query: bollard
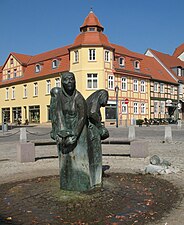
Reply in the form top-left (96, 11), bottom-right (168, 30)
top-left (128, 126), bottom-right (135, 140)
top-left (177, 120), bottom-right (182, 129)
top-left (20, 128), bottom-right (27, 142)
top-left (17, 127), bottom-right (35, 162)
top-left (164, 126), bottom-right (172, 143)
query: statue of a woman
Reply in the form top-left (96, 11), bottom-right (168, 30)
top-left (86, 89), bottom-right (109, 187)
top-left (50, 72), bottom-right (91, 191)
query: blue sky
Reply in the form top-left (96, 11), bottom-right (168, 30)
top-left (0, 0), bottom-right (184, 65)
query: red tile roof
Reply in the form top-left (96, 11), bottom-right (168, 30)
top-left (149, 48), bottom-right (184, 82)
top-left (112, 44), bottom-right (177, 83)
top-left (173, 43), bottom-right (184, 57)
top-left (80, 11), bottom-right (104, 32)
top-left (0, 45), bottom-right (71, 87)
top-left (71, 32), bottom-right (113, 49)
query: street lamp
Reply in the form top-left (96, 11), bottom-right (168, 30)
top-left (115, 85), bottom-right (119, 128)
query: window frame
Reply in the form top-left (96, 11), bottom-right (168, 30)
top-left (119, 57), bottom-right (125, 67)
top-left (140, 102), bottom-right (146, 114)
top-left (121, 77), bottom-right (127, 91)
top-left (133, 102), bottom-right (138, 114)
top-left (108, 75), bottom-right (114, 90)
top-left (5, 88), bottom-right (9, 100)
top-left (133, 79), bottom-right (138, 92)
top-left (87, 73), bottom-right (98, 89)
top-left (35, 64), bottom-right (41, 73)
top-left (33, 82), bottom-right (38, 96)
top-left (46, 80), bottom-right (51, 94)
top-left (140, 80), bottom-right (145, 93)
top-left (11, 87), bottom-right (15, 100)
top-left (122, 102), bottom-right (127, 114)
top-left (74, 50), bottom-right (79, 63)
top-left (104, 50), bottom-right (110, 62)
top-left (52, 59), bottom-right (58, 69)
top-left (134, 60), bottom-right (140, 70)
top-left (160, 83), bottom-right (164, 93)
top-left (88, 49), bottom-right (96, 61)
top-left (55, 78), bottom-right (61, 87)
top-left (154, 82), bottom-right (158, 92)
top-left (23, 84), bottom-right (27, 98)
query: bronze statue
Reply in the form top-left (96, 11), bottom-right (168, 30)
top-left (50, 72), bottom-right (109, 192)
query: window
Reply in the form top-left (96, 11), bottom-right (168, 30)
top-left (5, 88), bottom-right (9, 100)
top-left (89, 49), bottom-right (96, 61)
top-left (133, 102), bottom-right (138, 114)
top-left (154, 101), bottom-right (159, 113)
top-left (133, 79), bottom-right (138, 92)
top-left (121, 77), bottom-right (127, 91)
top-left (119, 57), bottom-right (125, 67)
top-left (35, 64), bottom-right (41, 73)
top-left (87, 73), bottom-right (98, 89)
top-left (55, 78), bottom-right (61, 87)
top-left (160, 83), bottom-right (164, 93)
top-left (46, 80), bottom-right (51, 94)
top-left (74, 50), bottom-right (79, 63)
top-left (170, 85), bottom-right (174, 94)
top-left (14, 69), bottom-right (17, 77)
top-left (140, 80), bottom-right (145, 93)
top-left (10, 58), bottom-right (13, 64)
top-left (179, 84), bottom-right (183, 94)
top-left (34, 82), bottom-right (38, 96)
top-left (105, 50), bottom-right (110, 62)
top-left (23, 85), bottom-right (27, 98)
top-left (52, 59), bottom-right (58, 69)
top-left (141, 103), bottom-right (146, 114)
top-left (12, 87), bottom-right (15, 99)
top-left (7, 70), bottom-right (10, 79)
top-left (134, 61), bottom-right (140, 70)
top-left (178, 68), bottom-right (182, 76)
top-left (47, 105), bottom-right (51, 121)
top-left (160, 101), bottom-right (165, 114)
top-left (122, 102), bottom-right (127, 114)
top-left (108, 75), bottom-right (114, 89)
top-left (89, 27), bottom-right (95, 31)
top-left (154, 82), bottom-right (158, 92)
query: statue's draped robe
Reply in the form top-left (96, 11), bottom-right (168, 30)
top-left (50, 87), bottom-right (91, 191)
top-left (86, 90), bottom-right (109, 187)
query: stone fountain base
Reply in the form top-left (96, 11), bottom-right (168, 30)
top-left (0, 173), bottom-right (181, 225)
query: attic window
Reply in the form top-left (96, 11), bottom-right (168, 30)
top-left (10, 58), bottom-right (14, 64)
top-left (134, 60), bottom-right (140, 70)
top-left (52, 59), bottom-right (58, 69)
top-left (178, 67), bottom-right (182, 76)
top-left (35, 64), bottom-right (41, 73)
top-left (119, 57), bottom-right (125, 67)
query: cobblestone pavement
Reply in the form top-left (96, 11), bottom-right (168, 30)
top-left (0, 125), bottom-right (184, 224)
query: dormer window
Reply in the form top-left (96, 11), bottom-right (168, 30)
top-left (119, 57), bottom-right (125, 67)
top-left (178, 67), bottom-right (182, 76)
top-left (35, 64), bottom-right (41, 73)
top-left (134, 60), bottom-right (140, 70)
top-left (52, 59), bottom-right (58, 69)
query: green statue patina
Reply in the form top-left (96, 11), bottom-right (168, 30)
top-left (50, 72), bottom-right (109, 192)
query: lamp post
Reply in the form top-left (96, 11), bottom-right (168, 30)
top-left (115, 85), bottom-right (119, 128)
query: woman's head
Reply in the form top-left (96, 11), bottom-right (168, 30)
top-left (61, 72), bottom-right (76, 95)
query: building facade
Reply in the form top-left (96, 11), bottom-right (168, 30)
top-left (0, 11), bottom-right (183, 125)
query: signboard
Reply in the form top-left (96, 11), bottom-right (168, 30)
top-left (125, 98), bottom-right (129, 104)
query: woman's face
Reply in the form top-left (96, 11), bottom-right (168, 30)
top-left (62, 73), bottom-right (75, 94)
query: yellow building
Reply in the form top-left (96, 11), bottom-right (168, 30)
top-left (1, 10), bottom-right (178, 126)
